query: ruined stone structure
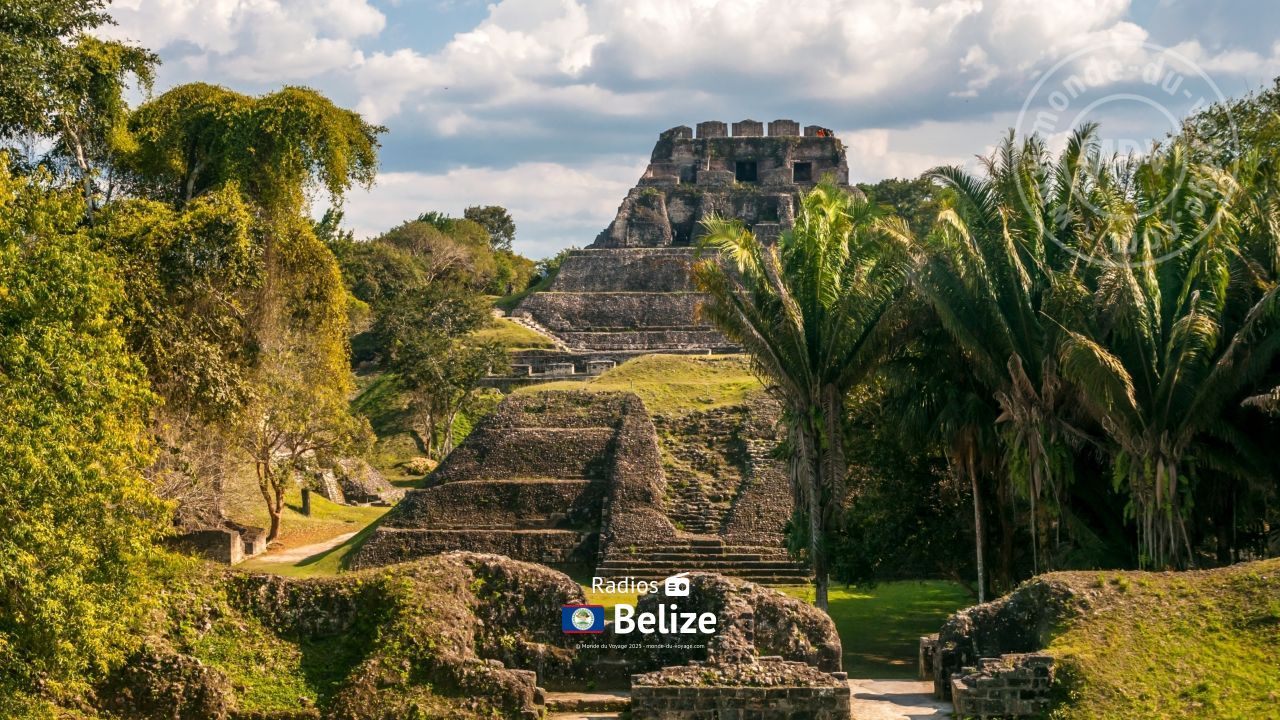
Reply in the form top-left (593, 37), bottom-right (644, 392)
top-left (513, 120), bottom-right (850, 355)
top-left (352, 390), bottom-right (809, 583)
top-left (170, 520), bottom-right (266, 565)
top-left (920, 574), bottom-right (1078, 717)
top-left (630, 660), bottom-right (851, 720)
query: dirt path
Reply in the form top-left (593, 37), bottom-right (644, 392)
top-left (251, 532), bottom-right (357, 564)
top-left (849, 679), bottom-right (951, 719)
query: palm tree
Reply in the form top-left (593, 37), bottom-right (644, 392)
top-left (1057, 143), bottom-right (1280, 567)
top-left (878, 313), bottom-right (1003, 601)
top-left (913, 129), bottom-right (1102, 572)
top-left (693, 183), bottom-right (910, 610)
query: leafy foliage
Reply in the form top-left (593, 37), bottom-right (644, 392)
top-left (463, 204), bottom-right (516, 251)
top-left (695, 183), bottom-right (912, 609)
top-left (121, 83), bottom-right (382, 210)
top-left (0, 162), bottom-right (168, 705)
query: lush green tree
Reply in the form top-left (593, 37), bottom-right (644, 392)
top-left (912, 129), bottom-right (1107, 574)
top-left (493, 249), bottom-right (536, 296)
top-left (239, 340), bottom-right (371, 541)
top-left (0, 161), bottom-right (168, 706)
top-left (122, 83), bottom-right (382, 210)
top-left (95, 187), bottom-right (259, 418)
top-left (858, 176), bottom-right (950, 239)
top-left (379, 218), bottom-right (495, 288)
top-left (93, 188), bottom-right (259, 525)
top-left (872, 304), bottom-right (1006, 599)
top-left (114, 82), bottom-right (381, 540)
top-left (0, 0), bottom-right (110, 137)
top-left (463, 204), bottom-right (516, 251)
top-left (46, 36), bottom-right (155, 217)
top-left (314, 206), bottom-right (355, 246)
top-left (376, 284), bottom-right (507, 458)
top-left (695, 183), bottom-right (911, 610)
top-left (833, 377), bottom-right (976, 592)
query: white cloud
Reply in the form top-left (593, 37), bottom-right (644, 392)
top-left (338, 159), bottom-right (646, 258)
top-left (102, 0), bottom-right (384, 82)
top-left (106, 0), bottom-right (1280, 254)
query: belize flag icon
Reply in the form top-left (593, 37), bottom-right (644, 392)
top-left (561, 604), bottom-right (605, 633)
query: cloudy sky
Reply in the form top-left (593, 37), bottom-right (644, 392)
top-left (102, 0), bottom-right (1280, 258)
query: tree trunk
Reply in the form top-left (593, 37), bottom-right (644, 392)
top-left (968, 447), bottom-right (986, 603)
top-left (443, 410), bottom-right (458, 456)
top-left (269, 482), bottom-right (285, 543)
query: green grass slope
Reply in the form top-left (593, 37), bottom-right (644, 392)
top-left (473, 315), bottom-right (557, 349)
top-left (515, 353), bottom-right (764, 417)
top-left (1045, 559), bottom-right (1280, 720)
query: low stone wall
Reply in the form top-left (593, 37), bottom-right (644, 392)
top-left (931, 577), bottom-right (1080, 699)
top-left (557, 329), bottom-right (733, 352)
top-left (950, 654), bottom-right (1055, 718)
top-left (630, 659), bottom-right (850, 720)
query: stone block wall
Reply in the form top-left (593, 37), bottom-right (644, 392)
top-left (630, 683), bottom-right (850, 720)
top-left (171, 528), bottom-right (243, 565)
top-left (518, 291), bottom-right (705, 331)
top-left (696, 121), bottom-right (728, 138)
top-left (350, 527), bottom-right (598, 569)
top-left (352, 391), bottom-right (676, 571)
top-left (550, 248), bottom-right (700, 292)
top-left (554, 329), bottom-right (733, 352)
top-left (930, 577), bottom-right (1079, 700)
top-left (950, 654), bottom-right (1055, 718)
top-left (431, 427), bottom-right (614, 481)
top-left (768, 119), bottom-right (800, 136)
top-left (390, 479), bottom-right (606, 529)
top-left (630, 659), bottom-right (850, 720)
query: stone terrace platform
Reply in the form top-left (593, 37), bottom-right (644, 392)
top-left (515, 247), bottom-right (734, 353)
top-left (350, 390), bottom-right (809, 583)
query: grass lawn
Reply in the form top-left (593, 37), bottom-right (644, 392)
top-left (517, 354), bottom-right (764, 417)
top-left (472, 315), bottom-right (557, 349)
top-left (583, 579), bottom-right (971, 678)
top-left (1045, 561), bottom-right (1280, 719)
top-left (778, 581), bottom-right (971, 678)
top-left (238, 515), bottom-right (385, 578)
top-left (223, 467), bottom-right (389, 552)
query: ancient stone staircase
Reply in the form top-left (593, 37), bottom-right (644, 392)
top-left (596, 536), bottom-right (810, 584)
top-left (665, 479), bottom-right (719, 534)
top-left (505, 312), bottom-right (571, 351)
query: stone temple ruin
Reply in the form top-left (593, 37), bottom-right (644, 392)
top-left (504, 120), bottom-right (851, 378)
top-left (352, 390), bottom-right (809, 582)
top-left (358, 122), bottom-right (855, 579)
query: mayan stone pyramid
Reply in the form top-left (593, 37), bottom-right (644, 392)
top-left (514, 119), bottom-right (851, 354)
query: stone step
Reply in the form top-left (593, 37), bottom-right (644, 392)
top-left (613, 552), bottom-right (772, 562)
top-left (596, 562), bottom-right (809, 574)
top-left (593, 571), bottom-right (811, 584)
top-left (543, 691), bottom-right (630, 713)
top-left (617, 544), bottom-right (790, 555)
